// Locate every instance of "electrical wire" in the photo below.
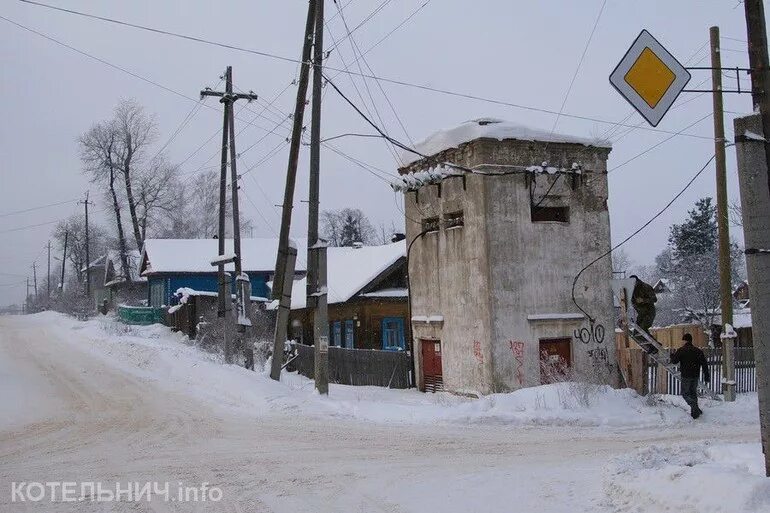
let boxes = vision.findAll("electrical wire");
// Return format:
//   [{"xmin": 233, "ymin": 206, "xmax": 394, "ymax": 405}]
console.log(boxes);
[
  {"xmin": 0, "ymin": 198, "xmax": 79, "ymax": 218},
  {"xmin": 5, "ymin": 7, "xmax": 715, "ymax": 141},
  {"xmin": 571, "ymin": 151, "xmax": 720, "ymax": 321}
]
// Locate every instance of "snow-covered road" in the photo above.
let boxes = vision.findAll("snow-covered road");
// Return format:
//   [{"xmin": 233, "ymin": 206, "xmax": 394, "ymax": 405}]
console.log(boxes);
[{"xmin": 0, "ymin": 314, "xmax": 762, "ymax": 512}]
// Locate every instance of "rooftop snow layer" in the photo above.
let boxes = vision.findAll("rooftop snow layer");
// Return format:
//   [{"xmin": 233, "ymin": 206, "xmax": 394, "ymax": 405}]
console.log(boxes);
[
  {"xmin": 402, "ymin": 118, "xmax": 611, "ymax": 165},
  {"xmin": 141, "ymin": 238, "xmax": 306, "ymax": 275},
  {"xmin": 286, "ymin": 241, "xmax": 405, "ymax": 309}
]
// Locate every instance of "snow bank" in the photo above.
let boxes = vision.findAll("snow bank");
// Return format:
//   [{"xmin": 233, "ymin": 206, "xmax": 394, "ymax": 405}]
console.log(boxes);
[
  {"xmin": 403, "ymin": 118, "xmax": 611, "ymax": 165},
  {"xmin": 18, "ymin": 313, "xmax": 761, "ymax": 430},
  {"xmin": 606, "ymin": 443, "xmax": 770, "ymax": 512}
]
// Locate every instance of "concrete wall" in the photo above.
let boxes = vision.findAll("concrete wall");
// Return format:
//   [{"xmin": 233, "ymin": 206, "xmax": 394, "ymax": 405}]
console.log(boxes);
[
  {"xmin": 405, "ymin": 173, "xmax": 495, "ymax": 396},
  {"xmin": 404, "ymin": 138, "xmax": 618, "ymax": 395}
]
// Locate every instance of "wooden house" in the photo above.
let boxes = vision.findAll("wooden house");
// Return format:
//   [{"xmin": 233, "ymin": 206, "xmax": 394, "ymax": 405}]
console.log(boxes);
[
  {"xmin": 139, "ymin": 238, "xmax": 304, "ymax": 307},
  {"xmin": 287, "ymin": 241, "xmax": 409, "ymax": 351}
]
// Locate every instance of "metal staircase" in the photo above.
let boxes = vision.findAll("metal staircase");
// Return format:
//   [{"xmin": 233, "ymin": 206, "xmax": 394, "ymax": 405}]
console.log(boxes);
[{"xmin": 626, "ymin": 320, "xmax": 719, "ymax": 399}]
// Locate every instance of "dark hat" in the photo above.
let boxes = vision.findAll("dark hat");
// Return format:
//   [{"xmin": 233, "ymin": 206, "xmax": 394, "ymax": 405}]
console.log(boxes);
[
  {"xmin": 629, "ymin": 274, "xmax": 639, "ymax": 280},
  {"xmin": 682, "ymin": 333, "xmax": 693, "ymax": 343}
]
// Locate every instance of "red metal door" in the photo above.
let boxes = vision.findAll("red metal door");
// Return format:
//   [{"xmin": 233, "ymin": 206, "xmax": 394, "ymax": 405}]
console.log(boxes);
[
  {"xmin": 539, "ymin": 338, "xmax": 572, "ymax": 384},
  {"xmin": 421, "ymin": 339, "xmax": 443, "ymax": 392}
]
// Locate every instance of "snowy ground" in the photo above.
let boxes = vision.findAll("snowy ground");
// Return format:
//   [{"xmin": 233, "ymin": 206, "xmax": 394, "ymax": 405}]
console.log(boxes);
[{"xmin": 0, "ymin": 312, "xmax": 766, "ymax": 512}]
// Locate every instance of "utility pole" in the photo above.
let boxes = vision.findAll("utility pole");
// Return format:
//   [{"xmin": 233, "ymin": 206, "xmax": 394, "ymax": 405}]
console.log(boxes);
[
  {"xmin": 25, "ymin": 277, "xmax": 29, "ymax": 313},
  {"xmin": 201, "ymin": 66, "xmax": 258, "ymax": 364},
  {"xmin": 710, "ymin": 26, "xmax": 736, "ymax": 402},
  {"xmin": 734, "ymin": 114, "xmax": 770, "ymax": 476},
  {"xmin": 79, "ymin": 192, "xmax": 94, "ymax": 302},
  {"xmin": 60, "ymin": 231, "xmax": 68, "ymax": 295},
  {"xmin": 32, "ymin": 262, "xmax": 38, "ymax": 306},
  {"xmin": 47, "ymin": 240, "xmax": 51, "ymax": 306},
  {"xmin": 270, "ymin": 0, "xmax": 317, "ymax": 381},
  {"xmin": 738, "ymin": 0, "xmax": 770, "ymax": 475},
  {"xmin": 308, "ymin": 0, "xmax": 329, "ymax": 395}
]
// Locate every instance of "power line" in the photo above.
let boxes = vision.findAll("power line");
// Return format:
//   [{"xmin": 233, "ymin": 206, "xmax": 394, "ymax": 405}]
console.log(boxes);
[
  {"xmin": 7, "ymin": 6, "xmax": 715, "ymax": 141},
  {"xmin": 571, "ymin": 152, "xmax": 720, "ymax": 321},
  {"xmin": 0, "ymin": 198, "xmax": 78, "ymax": 218},
  {"xmin": 546, "ymin": 0, "xmax": 607, "ymax": 141}
]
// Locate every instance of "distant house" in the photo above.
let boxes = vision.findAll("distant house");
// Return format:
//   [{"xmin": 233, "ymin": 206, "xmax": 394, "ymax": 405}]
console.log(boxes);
[
  {"xmin": 653, "ymin": 278, "xmax": 672, "ymax": 294},
  {"xmin": 104, "ymin": 250, "xmax": 147, "ymax": 306},
  {"xmin": 287, "ymin": 241, "xmax": 409, "ymax": 351},
  {"xmin": 139, "ymin": 238, "xmax": 305, "ymax": 307},
  {"xmin": 733, "ymin": 280, "xmax": 750, "ymax": 307},
  {"xmin": 81, "ymin": 255, "xmax": 108, "ymax": 310}
]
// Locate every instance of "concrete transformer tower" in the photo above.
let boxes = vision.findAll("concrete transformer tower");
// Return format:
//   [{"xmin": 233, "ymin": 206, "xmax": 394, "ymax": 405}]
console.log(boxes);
[{"xmin": 397, "ymin": 118, "xmax": 618, "ymax": 395}]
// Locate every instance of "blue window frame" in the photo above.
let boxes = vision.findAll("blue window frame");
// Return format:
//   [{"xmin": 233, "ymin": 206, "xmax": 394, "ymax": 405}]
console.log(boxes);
[
  {"xmin": 344, "ymin": 320, "xmax": 355, "ymax": 349},
  {"xmin": 382, "ymin": 317, "xmax": 405, "ymax": 351},
  {"xmin": 331, "ymin": 321, "xmax": 342, "ymax": 347}
]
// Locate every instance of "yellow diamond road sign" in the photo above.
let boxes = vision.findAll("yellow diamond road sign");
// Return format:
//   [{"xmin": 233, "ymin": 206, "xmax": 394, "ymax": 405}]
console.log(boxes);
[{"xmin": 610, "ymin": 30, "xmax": 691, "ymax": 127}]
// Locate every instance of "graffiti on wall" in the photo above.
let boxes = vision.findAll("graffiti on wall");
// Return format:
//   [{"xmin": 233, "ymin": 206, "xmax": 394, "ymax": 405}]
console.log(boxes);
[
  {"xmin": 473, "ymin": 340, "xmax": 483, "ymax": 364},
  {"xmin": 509, "ymin": 341, "xmax": 525, "ymax": 385},
  {"xmin": 573, "ymin": 320, "xmax": 606, "ymax": 345}
]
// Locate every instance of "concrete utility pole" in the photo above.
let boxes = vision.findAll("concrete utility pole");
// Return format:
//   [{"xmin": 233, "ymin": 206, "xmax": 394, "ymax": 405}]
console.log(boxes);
[
  {"xmin": 710, "ymin": 26, "xmax": 736, "ymax": 402},
  {"xmin": 270, "ymin": 245, "xmax": 297, "ymax": 381},
  {"xmin": 308, "ymin": 0, "xmax": 329, "ymax": 395},
  {"xmin": 734, "ymin": 114, "xmax": 770, "ymax": 477},
  {"xmin": 79, "ymin": 192, "xmax": 94, "ymax": 301},
  {"xmin": 201, "ymin": 66, "xmax": 258, "ymax": 364},
  {"xmin": 270, "ymin": 0, "xmax": 317, "ymax": 381},
  {"xmin": 740, "ymin": 0, "xmax": 770, "ymax": 476}
]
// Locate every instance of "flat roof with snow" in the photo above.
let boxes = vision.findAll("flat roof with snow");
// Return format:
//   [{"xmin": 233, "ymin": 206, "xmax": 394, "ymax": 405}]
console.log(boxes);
[{"xmin": 401, "ymin": 118, "xmax": 611, "ymax": 166}]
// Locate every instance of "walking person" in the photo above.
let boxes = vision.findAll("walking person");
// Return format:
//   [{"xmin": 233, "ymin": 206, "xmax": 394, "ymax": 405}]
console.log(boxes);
[{"xmin": 670, "ymin": 333, "xmax": 711, "ymax": 419}]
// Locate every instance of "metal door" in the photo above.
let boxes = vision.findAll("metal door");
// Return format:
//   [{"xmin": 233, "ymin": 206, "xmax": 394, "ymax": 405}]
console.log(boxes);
[
  {"xmin": 421, "ymin": 339, "xmax": 443, "ymax": 392},
  {"xmin": 539, "ymin": 338, "xmax": 572, "ymax": 384}
]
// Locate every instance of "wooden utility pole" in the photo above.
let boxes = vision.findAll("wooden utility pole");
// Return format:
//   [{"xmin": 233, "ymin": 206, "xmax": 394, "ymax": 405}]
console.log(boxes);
[
  {"xmin": 308, "ymin": 0, "xmax": 329, "ymax": 395},
  {"xmin": 710, "ymin": 26, "xmax": 736, "ymax": 402},
  {"xmin": 79, "ymin": 192, "xmax": 94, "ymax": 301},
  {"xmin": 270, "ymin": 0, "xmax": 317, "ymax": 381},
  {"xmin": 32, "ymin": 262, "xmax": 37, "ymax": 305},
  {"xmin": 201, "ymin": 66, "xmax": 258, "ymax": 364},
  {"xmin": 741, "ymin": 0, "xmax": 770, "ymax": 476},
  {"xmin": 60, "ymin": 231, "xmax": 68, "ymax": 294},
  {"xmin": 47, "ymin": 240, "xmax": 51, "ymax": 305},
  {"xmin": 25, "ymin": 277, "xmax": 29, "ymax": 313}
]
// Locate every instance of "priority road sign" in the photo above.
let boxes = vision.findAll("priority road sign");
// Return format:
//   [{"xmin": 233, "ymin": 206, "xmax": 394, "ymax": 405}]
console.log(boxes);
[{"xmin": 609, "ymin": 30, "xmax": 691, "ymax": 127}]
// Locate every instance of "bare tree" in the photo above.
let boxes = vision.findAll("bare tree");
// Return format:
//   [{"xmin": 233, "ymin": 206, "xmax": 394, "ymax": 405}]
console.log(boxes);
[
  {"xmin": 79, "ymin": 121, "xmax": 131, "ymax": 279},
  {"xmin": 155, "ymin": 170, "xmax": 252, "ymax": 239},
  {"xmin": 53, "ymin": 214, "xmax": 109, "ymax": 284},
  {"xmin": 611, "ymin": 248, "xmax": 633, "ymax": 276},
  {"xmin": 112, "ymin": 99, "xmax": 158, "ymax": 250},
  {"xmin": 321, "ymin": 208, "xmax": 376, "ymax": 246},
  {"xmin": 136, "ymin": 158, "xmax": 181, "ymax": 240}
]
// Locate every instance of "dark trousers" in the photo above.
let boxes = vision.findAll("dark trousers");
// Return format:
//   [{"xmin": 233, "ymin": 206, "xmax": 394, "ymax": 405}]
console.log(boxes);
[
  {"xmin": 681, "ymin": 377, "xmax": 700, "ymax": 412},
  {"xmin": 635, "ymin": 305, "xmax": 656, "ymax": 332}
]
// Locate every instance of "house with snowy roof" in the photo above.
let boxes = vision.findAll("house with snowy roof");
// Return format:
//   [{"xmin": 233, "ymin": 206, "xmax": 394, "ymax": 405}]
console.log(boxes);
[
  {"xmin": 396, "ymin": 118, "xmax": 618, "ymax": 394},
  {"xmin": 139, "ymin": 238, "xmax": 305, "ymax": 308},
  {"xmin": 103, "ymin": 249, "xmax": 147, "ymax": 307},
  {"xmin": 286, "ymin": 240, "xmax": 409, "ymax": 351}
]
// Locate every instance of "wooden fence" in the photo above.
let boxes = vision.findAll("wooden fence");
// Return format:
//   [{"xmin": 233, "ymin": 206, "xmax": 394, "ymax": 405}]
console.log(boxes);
[
  {"xmin": 648, "ymin": 347, "xmax": 757, "ymax": 395},
  {"xmin": 293, "ymin": 343, "xmax": 412, "ymax": 389}
]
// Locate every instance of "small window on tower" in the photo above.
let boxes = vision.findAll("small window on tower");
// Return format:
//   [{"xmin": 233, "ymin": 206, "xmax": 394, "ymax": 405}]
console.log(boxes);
[
  {"xmin": 531, "ymin": 206, "xmax": 570, "ymax": 223},
  {"xmin": 421, "ymin": 217, "xmax": 439, "ymax": 233},
  {"xmin": 444, "ymin": 211, "xmax": 464, "ymax": 229}
]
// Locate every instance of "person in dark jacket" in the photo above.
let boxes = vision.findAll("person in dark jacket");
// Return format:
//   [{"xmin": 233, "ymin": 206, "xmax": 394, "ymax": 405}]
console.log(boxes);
[
  {"xmin": 630, "ymin": 275, "xmax": 657, "ymax": 333},
  {"xmin": 670, "ymin": 333, "xmax": 710, "ymax": 418}
]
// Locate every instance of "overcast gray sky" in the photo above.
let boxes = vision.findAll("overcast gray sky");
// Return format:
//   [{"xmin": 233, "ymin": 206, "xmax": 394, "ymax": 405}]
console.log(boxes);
[{"xmin": 0, "ymin": 0, "xmax": 757, "ymax": 306}]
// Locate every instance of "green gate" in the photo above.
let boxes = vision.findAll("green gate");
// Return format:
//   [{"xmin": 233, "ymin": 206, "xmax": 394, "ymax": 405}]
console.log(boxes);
[{"xmin": 117, "ymin": 305, "xmax": 166, "ymax": 325}]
